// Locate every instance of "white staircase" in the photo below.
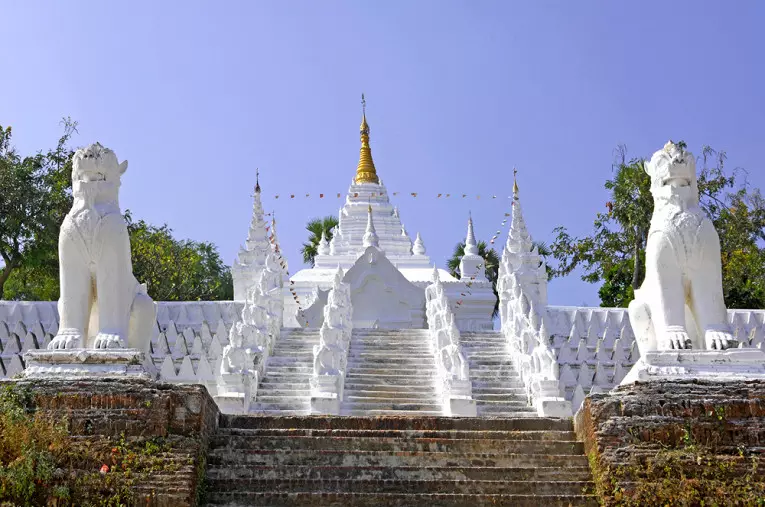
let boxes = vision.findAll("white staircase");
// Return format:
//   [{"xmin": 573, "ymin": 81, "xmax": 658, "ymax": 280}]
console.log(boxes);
[
  {"xmin": 342, "ymin": 329, "xmax": 442, "ymax": 416},
  {"xmin": 250, "ymin": 328, "xmax": 320, "ymax": 415},
  {"xmin": 460, "ymin": 331, "xmax": 537, "ymax": 417}
]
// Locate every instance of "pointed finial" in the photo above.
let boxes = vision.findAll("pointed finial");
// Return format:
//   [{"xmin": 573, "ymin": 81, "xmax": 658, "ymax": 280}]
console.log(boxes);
[
  {"xmin": 513, "ymin": 167, "xmax": 519, "ymax": 195},
  {"xmin": 255, "ymin": 168, "xmax": 261, "ymax": 193},
  {"xmin": 355, "ymin": 94, "xmax": 379, "ymax": 184}
]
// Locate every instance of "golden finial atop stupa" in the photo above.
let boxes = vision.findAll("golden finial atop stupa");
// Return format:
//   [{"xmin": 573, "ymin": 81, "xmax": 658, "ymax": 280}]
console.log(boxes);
[
  {"xmin": 354, "ymin": 93, "xmax": 380, "ymax": 185},
  {"xmin": 513, "ymin": 167, "xmax": 519, "ymax": 195}
]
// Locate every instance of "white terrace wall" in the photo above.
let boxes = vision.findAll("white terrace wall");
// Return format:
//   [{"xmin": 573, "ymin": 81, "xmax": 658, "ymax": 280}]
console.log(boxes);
[
  {"xmin": 546, "ymin": 306, "xmax": 765, "ymax": 411},
  {"xmin": 1, "ymin": 301, "xmax": 763, "ymax": 413}
]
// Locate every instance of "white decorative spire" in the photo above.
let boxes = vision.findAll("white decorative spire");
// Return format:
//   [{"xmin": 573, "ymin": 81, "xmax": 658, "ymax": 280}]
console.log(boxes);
[
  {"xmin": 232, "ymin": 171, "xmax": 272, "ymax": 301},
  {"xmin": 413, "ymin": 232, "xmax": 427, "ymax": 255},
  {"xmin": 362, "ymin": 204, "xmax": 379, "ymax": 248},
  {"xmin": 459, "ymin": 212, "xmax": 487, "ymax": 282},
  {"xmin": 465, "ymin": 213, "xmax": 479, "ymax": 256},
  {"xmin": 317, "ymin": 230, "xmax": 330, "ymax": 256},
  {"xmin": 501, "ymin": 168, "xmax": 547, "ymax": 306}
]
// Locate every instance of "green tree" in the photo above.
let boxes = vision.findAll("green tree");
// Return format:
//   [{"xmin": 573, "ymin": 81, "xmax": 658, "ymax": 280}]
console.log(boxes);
[
  {"xmin": 0, "ymin": 119, "xmax": 76, "ymax": 300},
  {"xmin": 301, "ymin": 215, "xmax": 339, "ymax": 266},
  {"xmin": 550, "ymin": 144, "xmax": 765, "ymax": 309},
  {"xmin": 125, "ymin": 212, "xmax": 233, "ymax": 301},
  {"xmin": 447, "ymin": 241, "xmax": 501, "ymax": 318}
]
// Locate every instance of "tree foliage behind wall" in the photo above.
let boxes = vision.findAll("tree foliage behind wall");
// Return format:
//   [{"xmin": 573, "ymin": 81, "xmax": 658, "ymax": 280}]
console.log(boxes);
[{"xmin": 550, "ymin": 144, "xmax": 765, "ymax": 309}]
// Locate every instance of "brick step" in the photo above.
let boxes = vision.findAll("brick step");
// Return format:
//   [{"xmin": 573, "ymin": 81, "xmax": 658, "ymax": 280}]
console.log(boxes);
[
  {"xmin": 208, "ymin": 435, "xmax": 584, "ymax": 454},
  {"xmin": 204, "ymin": 491, "xmax": 597, "ymax": 506},
  {"xmin": 204, "ymin": 463, "xmax": 591, "ymax": 482},
  {"xmin": 255, "ymin": 395, "xmax": 310, "ymax": 403},
  {"xmin": 477, "ymin": 410, "xmax": 538, "ymax": 418},
  {"xmin": 213, "ymin": 428, "xmax": 577, "ymax": 441},
  {"xmin": 472, "ymin": 398, "xmax": 529, "ymax": 406},
  {"xmin": 219, "ymin": 415, "xmax": 573, "ymax": 432},
  {"xmin": 205, "ymin": 449, "xmax": 590, "ymax": 468},
  {"xmin": 203, "ymin": 477, "xmax": 591, "ymax": 495},
  {"xmin": 264, "ymin": 365, "xmax": 313, "ymax": 373}
]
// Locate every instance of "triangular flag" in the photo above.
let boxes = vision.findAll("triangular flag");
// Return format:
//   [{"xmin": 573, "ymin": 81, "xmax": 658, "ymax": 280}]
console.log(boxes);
[
  {"xmin": 275, "ymin": 195, "xmax": 279, "ymax": 199},
  {"xmin": 337, "ymin": 193, "xmax": 341, "ymax": 198},
  {"xmin": 290, "ymin": 194, "xmax": 295, "ymax": 198},
  {"xmin": 320, "ymin": 193, "xmax": 324, "ymax": 198}
]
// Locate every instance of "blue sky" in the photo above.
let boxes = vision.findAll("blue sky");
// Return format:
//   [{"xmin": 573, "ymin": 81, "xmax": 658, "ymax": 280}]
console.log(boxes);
[{"xmin": 2, "ymin": 1, "xmax": 764, "ymax": 306}]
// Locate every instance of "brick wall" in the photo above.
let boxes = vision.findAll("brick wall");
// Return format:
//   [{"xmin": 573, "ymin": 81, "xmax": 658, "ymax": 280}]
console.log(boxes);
[
  {"xmin": 575, "ymin": 380, "xmax": 765, "ymax": 505},
  {"xmin": 7, "ymin": 378, "xmax": 219, "ymax": 507}
]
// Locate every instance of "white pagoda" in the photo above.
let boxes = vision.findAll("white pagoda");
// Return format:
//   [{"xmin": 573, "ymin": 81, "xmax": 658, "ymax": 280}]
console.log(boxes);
[{"xmin": 275, "ymin": 96, "xmax": 496, "ymax": 330}]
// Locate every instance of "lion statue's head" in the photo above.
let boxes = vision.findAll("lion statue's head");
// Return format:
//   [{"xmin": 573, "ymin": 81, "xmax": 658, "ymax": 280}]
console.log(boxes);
[
  {"xmin": 71, "ymin": 143, "xmax": 128, "ymax": 203},
  {"xmin": 645, "ymin": 141, "xmax": 699, "ymax": 210}
]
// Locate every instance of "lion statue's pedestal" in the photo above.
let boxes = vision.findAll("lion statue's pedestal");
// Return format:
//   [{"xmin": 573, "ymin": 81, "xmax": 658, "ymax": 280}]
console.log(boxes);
[
  {"xmin": 24, "ymin": 143, "xmax": 157, "ymax": 379},
  {"xmin": 622, "ymin": 141, "xmax": 765, "ymax": 385}
]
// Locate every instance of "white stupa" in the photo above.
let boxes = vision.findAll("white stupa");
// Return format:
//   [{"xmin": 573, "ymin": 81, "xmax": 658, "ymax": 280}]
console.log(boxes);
[{"xmin": 282, "ymin": 96, "xmax": 496, "ymax": 330}]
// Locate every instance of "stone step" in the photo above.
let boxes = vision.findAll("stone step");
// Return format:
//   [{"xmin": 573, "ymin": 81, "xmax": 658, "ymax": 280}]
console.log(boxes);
[
  {"xmin": 213, "ymin": 428, "xmax": 578, "ymax": 442},
  {"xmin": 343, "ymin": 402, "xmax": 443, "ymax": 412},
  {"xmin": 203, "ymin": 477, "xmax": 591, "ymax": 496},
  {"xmin": 265, "ymin": 365, "xmax": 313, "ymax": 373},
  {"xmin": 343, "ymin": 395, "xmax": 438, "ymax": 404},
  {"xmin": 473, "ymin": 395, "xmax": 528, "ymax": 403},
  {"xmin": 472, "ymin": 381, "xmax": 525, "ymax": 389},
  {"xmin": 205, "ymin": 464, "xmax": 592, "ymax": 482},
  {"xmin": 342, "ymin": 387, "xmax": 437, "ymax": 396},
  {"xmin": 341, "ymin": 409, "xmax": 446, "ymax": 416},
  {"xmin": 205, "ymin": 450, "xmax": 577, "ymax": 470},
  {"xmin": 219, "ymin": 415, "xmax": 574, "ymax": 432},
  {"xmin": 250, "ymin": 402, "xmax": 310, "ymax": 411},
  {"xmin": 348, "ymin": 352, "xmax": 433, "ymax": 360},
  {"xmin": 205, "ymin": 452, "xmax": 590, "ymax": 473},
  {"xmin": 346, "ymin": 368, "xmax": 437, "ymax": 376},
  {"xmin": 204, "ymin": 491, "xmax": 598, "ymax": 506},
  {"xmin": 471, "ymin": 387, "xmax": 526, "ymax": 394},
  {"xmin": 208, "ymin": 435, "xmax": 584, "ymax": 454}
]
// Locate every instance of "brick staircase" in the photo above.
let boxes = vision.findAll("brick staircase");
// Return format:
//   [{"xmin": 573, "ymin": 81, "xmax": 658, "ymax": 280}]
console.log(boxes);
[
  {"xmin": 204, "ymin": 414, "xmax": 597, "ymax": 506},
  {"xmin": 250, "ymin": 328, "xmax": 320, "ymax": 415},
  {"xmin": 341, "ymin": 329, "xmax": 442, "ymax": 416},
  {"xmin": 461, "ymin": 331, "xmax": 537, "ymax": 417}
]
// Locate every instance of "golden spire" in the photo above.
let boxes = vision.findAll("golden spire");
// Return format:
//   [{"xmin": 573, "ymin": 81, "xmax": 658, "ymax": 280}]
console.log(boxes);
[{"xmin": 354, "ymin": 93, "xmax": 380, "ymax": 185}]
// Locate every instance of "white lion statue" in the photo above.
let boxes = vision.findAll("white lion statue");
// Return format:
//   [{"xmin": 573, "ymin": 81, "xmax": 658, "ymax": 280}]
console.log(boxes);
[
  {"xmin": 629, "ymin": 141, "xmax": 735, "ymax": 354},
  {"xmin": 49, "ymin": 143, "xmax": 155, "ymax": 351}
]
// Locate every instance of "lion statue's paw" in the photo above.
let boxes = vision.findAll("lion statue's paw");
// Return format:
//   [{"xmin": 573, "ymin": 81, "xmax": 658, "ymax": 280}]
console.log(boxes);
[
  {"xmin": 705, "ymin": 330, "xmax": 736, "ymax": 351},
  {"xmin": 93, "ymin": 333, "xmax": 124, "ymax": 349},
  {"xmin": 48, "ymin": 330, "xmax": 84, "ymax": 350},
  {"xmin": 660, "ymin": 328, "xmax": 693, "ymax": 350}
]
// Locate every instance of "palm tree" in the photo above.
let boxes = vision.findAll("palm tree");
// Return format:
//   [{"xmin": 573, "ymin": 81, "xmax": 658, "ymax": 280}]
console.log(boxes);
[
  {"xmin": 447, "ymin": 241, "xmax": 501, "ymax": 318},
  {"xmin": 533, "ymin": 240, "xmax": 554, "ymax": 280},
  {"xmin": 301, "ymin": 215, "xmax": 339, "ymax": 267}
]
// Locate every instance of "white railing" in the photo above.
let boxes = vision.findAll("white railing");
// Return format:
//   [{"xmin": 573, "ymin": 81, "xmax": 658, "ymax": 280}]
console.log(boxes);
[
  {"xmin": 216, "ymin": 252, "xmax": 283, "ymax": 414},
  {"xmin": 425, "ymin": 268, "xmax": 476, "ymax": 416},
  {"xmin": 310, "ymin": 267, "xmax": 352, "ymax": 414},
  {"xmin": 498, "ymin": 271, "xmax": 571, "ymax": 417}
]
